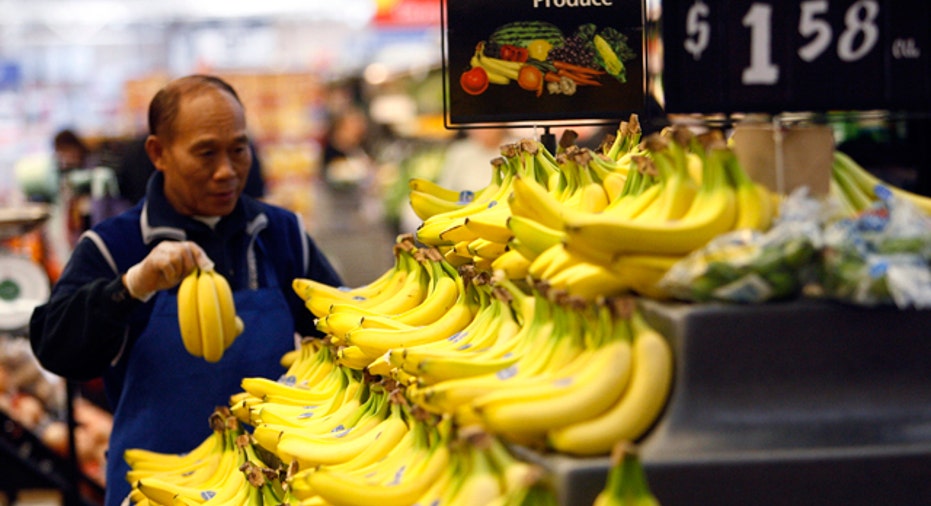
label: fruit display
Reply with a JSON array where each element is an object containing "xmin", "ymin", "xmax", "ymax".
[
  {"xmin": 123, "ymin": 113, "xmax": 931, "ymax": 505},
  {"xmin": 177, "ymin": 268, "xmax": 244, "ymax": 363},
  {"xmin": 124, "ymin": 233, "xmax": 672, "ymax": 504},
  {"xmin": 462, "ymin": 21, "xmax": 637, "ymax": 97}
]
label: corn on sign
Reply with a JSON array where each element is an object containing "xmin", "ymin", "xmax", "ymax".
[
  {"xmin": 441, "ymin": 0, "xmax": 646, "ymax": 127},
  {"xmin": 662, "ymin": 0, "xmax": 931, "ymax": 113}
]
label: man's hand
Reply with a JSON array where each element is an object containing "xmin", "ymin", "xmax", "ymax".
[{"xmin": 123, "ymin": 241, "xmax": 214, "ymax": 301}]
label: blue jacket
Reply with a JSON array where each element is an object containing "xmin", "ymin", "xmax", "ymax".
[{"xmin": 29, "ymin": 170, "xmax": 342, "ymax": 408}]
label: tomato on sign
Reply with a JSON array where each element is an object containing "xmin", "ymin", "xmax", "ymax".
[{"xmin": 663, "ymin": 0, "xmax": 931, "ymax": 113}]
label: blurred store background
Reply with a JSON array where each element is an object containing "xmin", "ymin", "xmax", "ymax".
[
  {"xmin": 0, "ymin": 1, "xmax": 461, "ymax": 500},
  {"xmin": 0, "ymin": 0, "xmax": 459, "ymax": 289}
]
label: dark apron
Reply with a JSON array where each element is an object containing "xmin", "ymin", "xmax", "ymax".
[{"xmin": 105, "ymin": 250, "xmax": 293, "ymax": 506}]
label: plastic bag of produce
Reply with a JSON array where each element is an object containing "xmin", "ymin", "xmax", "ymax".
[
  {"xmin": 658, "ymin": 188, "xmax": 822, "ymax": 303},
  {"xmin": 820, "ymin": 186, "xmax": 931, "ymax": 309}
]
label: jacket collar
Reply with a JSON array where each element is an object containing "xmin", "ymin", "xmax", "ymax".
[{"xmin": 140, "ymin": 171, "xmax": 267, "ymax": 244}]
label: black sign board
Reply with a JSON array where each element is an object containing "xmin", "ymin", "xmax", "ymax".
[
  {"xmin": 663, "ymin": 0, "xmax": 931, "ymax": 113},
  {"xmin": 442, "ymin": 0, "xmax": 645, "ymax": 127}
]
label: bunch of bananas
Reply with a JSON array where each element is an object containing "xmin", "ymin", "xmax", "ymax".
[
  {"xmin": 409, "ymin": 117, "xmax": 640, "ymax": 280},
  {"xmin": 592, "ymin": 442, "xmax": 661, "ymax": 506},
  {"xmin": 407, "ymin": 116, "xmax": 778, "ymax": 303},
  {"xmin": 291, "ymin": 236, "xmax": 675, "ymax": 456},
  {"xmin": 831, "ymin": 149, "xmax": 931, "ymax": 216},
  {"xmin": 178, "ymin": 268, "xmax": 244, "ymax": 363},
  {"xmin": 409, "ymin": 293, "xmax": 674, "ymax": 456},
  {"xmin": 232, "ymin": 336, "xmax": 555, "ymax": 506},
  {"xmin": 509, "ymin": 128, "xmax": 777, "ymax": 302},
  {"xmin": 125, "ymin": 407, "xmax": 295, "ymax": 506}
]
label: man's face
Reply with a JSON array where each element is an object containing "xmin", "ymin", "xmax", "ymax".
[{"xmin": 147, "ymin": 89, "xmax": 251, "ymax": 217}]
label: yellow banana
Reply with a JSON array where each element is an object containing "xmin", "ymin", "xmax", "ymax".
[
  {"xmin": 464, "ymin": 202, "xmax": 514, "ymax": 244},
  {"xmin": 547, "ymin": 310, "xmax": 674, "ymax": 456},
  {"xmin": 123, "ymin": 421, "xmax": 224, "ymax": 470},
  {"xmin": 205, "ymin": 270, "xmax": 240, "ymax": 348},
  {"xmin": 446, "ymin": 435, "xmax": 504, "ymax": 506},
  {"xmin": 409, "ymin": 189, "xmax": 469, "ymax": 221},
  {"xmin": 506, "ymin": 214, "xmax": 564, "ymax": 259},
  {"xmin": 491, "ymin": 248, "xmax": 532, "ymax": 280},
  {"xmin": 467, "ymin": 237, "xmax": 508, "ymax": 260},
  {"xmin": 177, "ymin": 269, "xmax": 202, "ymax": 358},
  {"xmin": 409, "ymin": 177, "xmax": 486, "ymax": 203},
  {"xmin": 292, "ymin": 237, "xmax": 417, "ymax": 303},
  {"xmin": 196, "ymin": 269, "xmax": 225, "ymax": 363}
]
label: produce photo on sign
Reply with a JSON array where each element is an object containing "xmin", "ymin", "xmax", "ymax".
[{"xmin": 443, "ymin": 0, "xmax": 644, "ymax": 125}]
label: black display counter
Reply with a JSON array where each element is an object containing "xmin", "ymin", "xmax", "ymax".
[{"xmin": 520, "ymin": 298, "xmax": 931, "ymax": 505}]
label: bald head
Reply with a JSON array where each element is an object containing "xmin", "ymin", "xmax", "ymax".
[{"xmin": 148, "ymin": 75, "xmax": 244, "ymax": 141}]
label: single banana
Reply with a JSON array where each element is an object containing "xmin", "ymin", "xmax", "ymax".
[
  {"xmin": 409, "ymin": 189, "xmax": 470, "ymax": 221},
  {"xmin": 177, "ymin": 269, "xmax": 202, "ymax": 358},
  {"xmin": 196, "ymin": 269, "xmax": 226, "ymax": 363},
  {"xmin": 508, "ymin": 175, "xmax": 572, "ymax": 230},
  {"xmin": 506, "ymin": 214, "xmax": 564, "ymax": 259},
  {"xmin": 204, "ymin": 269, "xmax": 240, "ymax": 349},
  {"xmin": 409, "ymin": 177, "xmax": 486, "ymax": 203}
]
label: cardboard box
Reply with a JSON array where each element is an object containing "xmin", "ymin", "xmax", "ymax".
[{"xmin": 731, "ymin": 123, "xmax": 835, "ymax": 195}]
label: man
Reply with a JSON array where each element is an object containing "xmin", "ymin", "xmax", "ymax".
[{"xmin": 29, "ymin": 75, "xmax": 343, "ymax": 506}]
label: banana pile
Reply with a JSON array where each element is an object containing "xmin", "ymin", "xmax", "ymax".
[
  {"xmin": 127, "ymin": 239, "xmax": 673, "ymax": 504},
  {"xmin": 126, "ymin": 406, "xmax": 296, "ymax": 506},
  {"xmin": 290, "ymin": 238, "xmax": 674, "ymax": 456},
  {"xmin": 408, "ymin": 115, "xmax": 778, "ymax": 302},
  {"xmin": 178, "ymin": 268, "xmax": 244, "ymax": 362},
  {"xmin": 229, "ymin": 336, "xmax": 558, "ymax": 506}
]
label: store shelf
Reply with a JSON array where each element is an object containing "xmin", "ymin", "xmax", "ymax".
[
  {"xmin": 0, "ymin": 411, "xmax": 103, "ymax": 506},
  {"xmin": 521, "ymin": 298, "xmax": 931, "ymax": 506}
]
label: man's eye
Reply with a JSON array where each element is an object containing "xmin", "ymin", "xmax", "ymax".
[{"xmin": 198, "ymin": 150, "xmax": 215, "ymax": 158}]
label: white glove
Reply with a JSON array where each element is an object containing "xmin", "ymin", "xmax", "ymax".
[{"xmin": 123, "ymin": 241, "xmax": 214, "ymax": 302}]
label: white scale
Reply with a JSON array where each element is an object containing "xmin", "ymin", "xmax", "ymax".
[{"xmin": 0, "ymin": 205, "xmax": 52, "ymax": 332}]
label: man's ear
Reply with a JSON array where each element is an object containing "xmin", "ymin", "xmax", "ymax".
[{"xmin": 144, "ymin": 135, "xmax": 166, "ymax": 172}]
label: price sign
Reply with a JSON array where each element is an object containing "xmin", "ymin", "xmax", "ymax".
[{"xmin": 663, "ymin": 0, "xmax": 931, "ymax": 113}]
